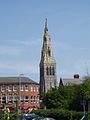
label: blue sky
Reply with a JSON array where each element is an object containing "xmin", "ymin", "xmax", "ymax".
[{"xmin": 0, "ymin": 0, "xmax": 90, "ymax": 83}]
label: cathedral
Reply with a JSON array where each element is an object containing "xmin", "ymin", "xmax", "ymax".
[{"xmin": 39, "ymin": 19, "xmax": 57, "ymax": 94}]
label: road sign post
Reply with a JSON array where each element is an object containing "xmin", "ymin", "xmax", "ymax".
[{"xmin": 80, "ymin": 100, "xmax": 86, "ymax": 115}]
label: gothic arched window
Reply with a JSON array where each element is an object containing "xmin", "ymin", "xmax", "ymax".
[
  {"xmin": 48, "ymin": 50, "xmax": 51, "ymax": 56},
  {"xmin": 48, "ymin": 47, "xmax": 51, "ymax": 57},
  {"xmin": 50, "ymin": 66, "xmax": 52, "ymax": 75},
  {"xmin": 46, "ymin": 67, "xmax": 49, "ymax": 75},
  {"xmin": 52, "ymin": 67, "xmax": 55, "ymax": 75}
]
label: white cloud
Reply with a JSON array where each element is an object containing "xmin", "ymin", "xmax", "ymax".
[
  {"xmin": 0, "ymin": 37, "xmax": 42, "ymax": 79},
  {"xmin": 52, "ymin": 40, "xmax": 71, "ymax": 51},
  {"xmin": 0, "ymin": 38, "xmax": 42, "ymax": 56},
  {"xmin": 5, "ymin": 38, "xmax": 42, "ymax": 46},
  {"xmin": 0, "ymin": 46, "xmax": 22, "ymax": 55},
  {"xmin": 0, "ymin": 62, "xmax": 38, "ymax": 74}
]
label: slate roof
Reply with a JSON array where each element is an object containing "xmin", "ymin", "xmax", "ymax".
[
  {"xmin": 0, "ymin": 77, "xmax": 39, "ymax": 85},
  {"xmin": 62, "ymin": 78, "xmax": 83, "ymax": 85}
]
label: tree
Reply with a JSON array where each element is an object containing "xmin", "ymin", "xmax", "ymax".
[{"xmin": 44, "ymin": 76, "xmax": 90, "ymax": 111}]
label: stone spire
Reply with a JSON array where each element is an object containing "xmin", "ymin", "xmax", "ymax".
[
  {"xmin": 39, "ymin": 19, "xmax": 57, "ymax": 94},
  {"xmin": 44, "ymin": 18, "xmax": 48, "ymax": 32},
  {"xmin": 41, "ymin": 19, "xmax": 54, "ymax": 62}
]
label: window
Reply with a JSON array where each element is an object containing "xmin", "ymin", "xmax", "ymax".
[
  {"xmin": 33, "ymin": 87, "xmax": 35, "ymax": 92},
  {"xmin": 20, "ymin": 84, "xmax": 23, "ymax": 91},
  {"xmin": 25, "ymin": 84, "xmax": 28, "ymax": 91},
  {"xmin": 13, "ymin": 85, "xmax": 17, "ymax": 91},
  {"xmin": 36, "ymin": 96, "xmax": 39, "ymax": 103},
  {"xmin": 8, "ymin": 96, "xmax": 12, "ymax": 104},
  {"xmin": 8, "ymin": 85, "xmax": 12, "ymax": 92},
  {"xmin": 46, "ymin": 67, "xmax": 48, "ymax": 75},
  {"xmin": 46, "ymin": 66, "xmax": 51, "ymax": 75},
  {"xmin": 13, "ymin": 96, "xmax": 17, "ymax": 103},
  {"xmin": 31, "ymin": 86, "xmax": 33, "ymax": 92},
  {"xmin": 1, "ymin": 96, "xmax": 6, "ymax": 104},
  {"xmin": 47, "ymin": 66, "xmax": 55, "ymax": 76},
  {"xmin": 50, "ymin": 66, "xmax": 52, "ymax": 75},
  {"xmin": 20, "ymin": 96, "xmax": 24, "ymax": 103},
  {"xmin": 1, "ymin": 85, "xmax": 5, "ymax": 92},
  {"xmin": 30, "ymin": 96, "xmax": 33, "ymax": 103},
  {"xmin": 48, "ymin": 47, "xmax": 51, "ymax": 56},
  {"xmin": 25, "ymin": 96, "xmax": 28, "ymax": 102},
  {"xmin": 52, "ymin": 67, "xmax": 55, "ymax": 75},
  {"xmin": 36, "ymin": 87, "xmax": 39, "ymax": 92}
]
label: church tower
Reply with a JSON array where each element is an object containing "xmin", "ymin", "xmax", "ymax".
[{"xmin": 39, "ymin": 19, "xmax": 56, "ymax": 94}]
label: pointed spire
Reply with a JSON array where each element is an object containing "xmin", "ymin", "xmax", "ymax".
[
  {"xmin": 59, "ymin": 78, "xmax": 63, "ymax": 87},
  {"xmin": 45, "ymin": 18, "xmax": 48, "ymax": 28},
  {"xmin": 44, "ymin": 18, "xmax": 48, "ymax": 32}
]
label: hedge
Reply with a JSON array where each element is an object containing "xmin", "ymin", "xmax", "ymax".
[{"xmin": 31, "ymin": 108, "xmax": 83, "ymax": 120}]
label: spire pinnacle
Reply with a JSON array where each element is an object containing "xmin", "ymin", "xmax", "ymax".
[{"xmin": 44, "ymin": 18, "xmax": 48, "ymax": 32}]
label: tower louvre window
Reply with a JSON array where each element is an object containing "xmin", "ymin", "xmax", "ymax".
[
  {"xmin": 46, "ymin": 66, "xmax": 53, "ymax": 76},
  {"xmin": 52, "ymin": 67, "xmax": 55, "ymax": 75},
  {"xmin": 46, "ymin": 67, "xmax": 48, "ymax": 75},
  {"xmin": 48, "ymin": 47, "xmax": 51, "ymax": 56},
  {"xmin": 50, "ymin": 66, "xmax": 52, "ymax": 75},
  {"xmin": 48, "ymin": 50, "xmax": 51, "ymax": 56}
]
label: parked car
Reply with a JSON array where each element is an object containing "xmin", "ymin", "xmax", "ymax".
[
  {"xmin": 11, "ymin": 114, "xmax": 55, "ymax": 120},
  {"xmin": 32, "ymin": 116, "xmax": 44, "ymax": 120},
  {"xmin": 32, "ymin": 117, "xmax": 55, "ymax": 120},
  {"xmin": 43, "ymin": 118, "xmax": 55, "ymax": 120},
  {"xmin": 19, "ymin": 113, "xmax": 40, "ymax": 120}
]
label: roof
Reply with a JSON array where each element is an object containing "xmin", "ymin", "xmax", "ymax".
[
  {"xmin": 62, "ymin": 78, "xmax": 83, "ymax": 85},
  {"xmin": 0, "ymin": 77, "xmax": 39, "ymax": 85}
]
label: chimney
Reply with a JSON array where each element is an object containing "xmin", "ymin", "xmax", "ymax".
[{"xmin": 73, "ymin": 74, "xmax": 80, "ymax": 79}]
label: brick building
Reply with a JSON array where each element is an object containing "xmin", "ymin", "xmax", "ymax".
[{"xmin": 0, "ymin": 76, "xmax": 40, "ymax": 111}]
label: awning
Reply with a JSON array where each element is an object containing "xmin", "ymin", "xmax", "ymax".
[{"xmin": 21, "ymin": 106, "xmax": 40, "ymax": 110}]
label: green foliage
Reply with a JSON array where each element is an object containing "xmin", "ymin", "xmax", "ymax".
[
  {"xmin": 80, "ymin": 78, "xmax": 90, "ymax": 100},
  {"xmin": 44, "ymin": 76, "xmax": 90, "ymax": 111},
  {"xmin": 44, "ymin": 85, "xmax": 82, "ymax": 110},
  {"xmin": 0, "ymin": 110, "xmax": 7, "ymax": 120},
  {"xmin": 32, "ymin": 109, "xmax": 83, "ymax": 120}
]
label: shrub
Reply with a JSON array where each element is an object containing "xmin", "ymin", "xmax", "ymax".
[{"xmin": 31, "ymin": 109, "xmax": 83, "ymax": 120}]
